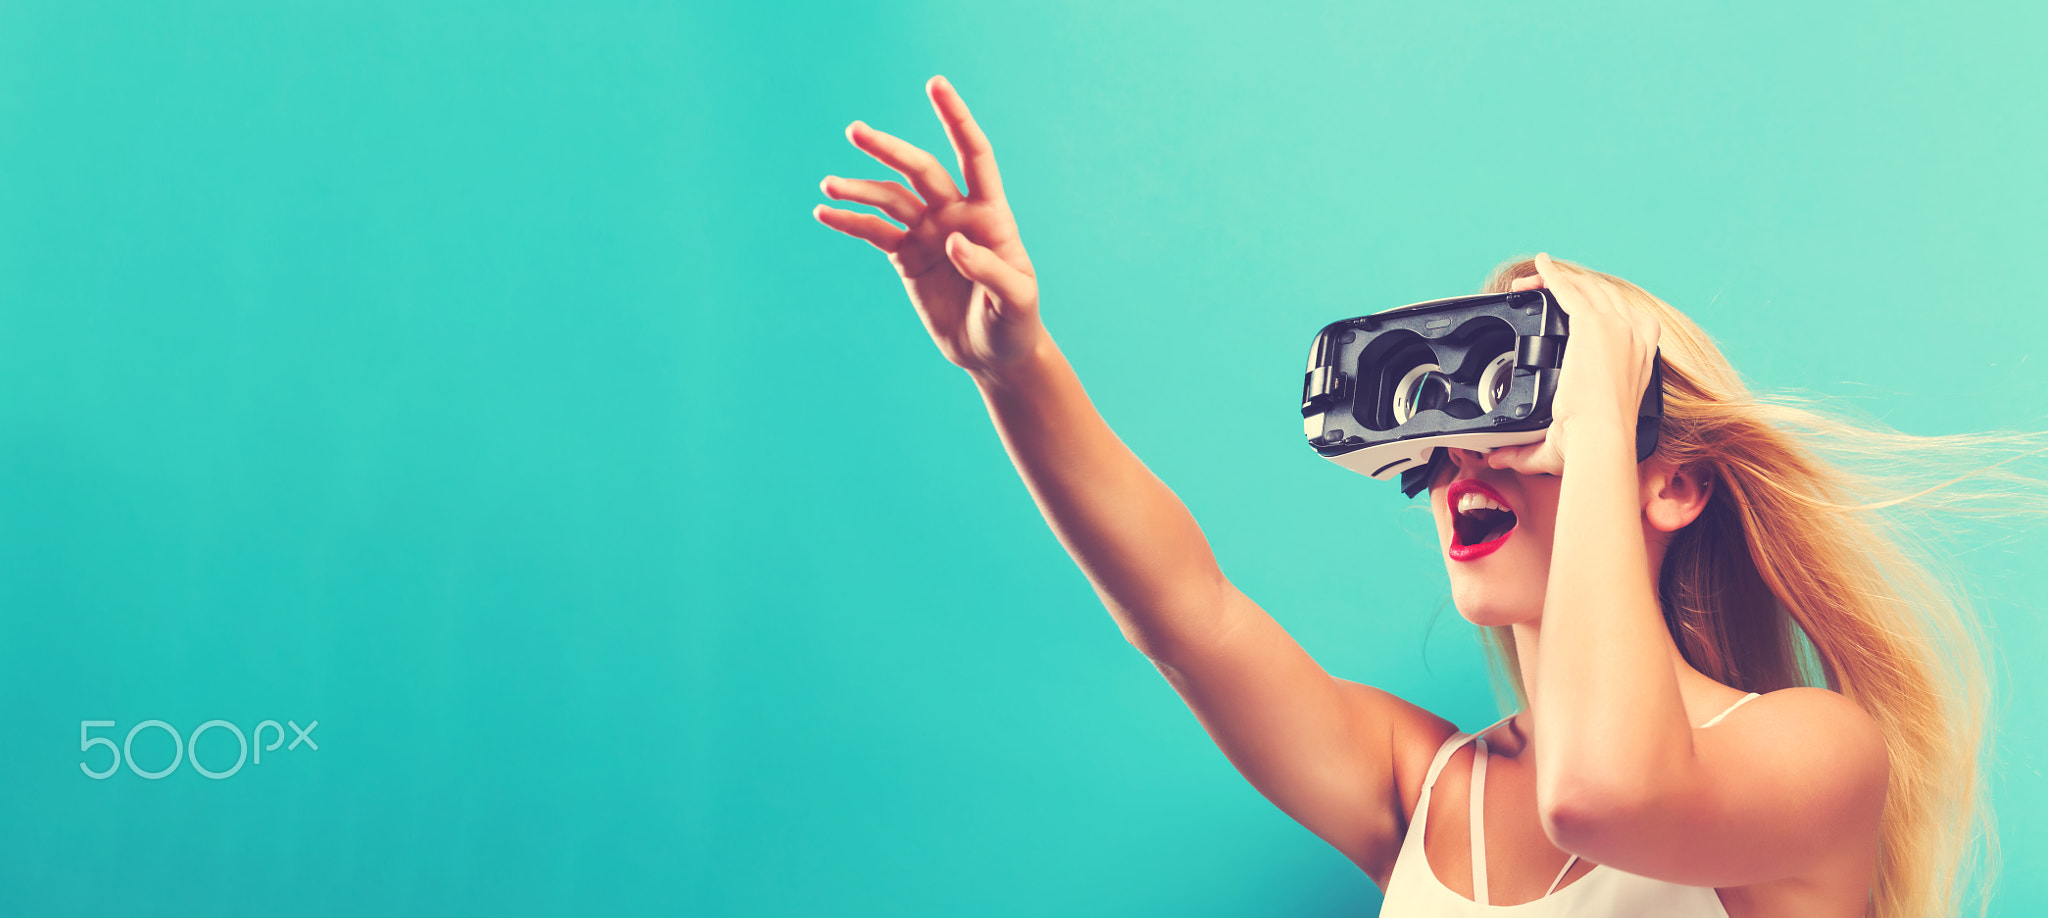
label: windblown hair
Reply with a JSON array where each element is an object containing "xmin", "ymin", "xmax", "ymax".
[{"xmin": 1476, "ymin": 257, "xmax": 2025, "ymax": 918}]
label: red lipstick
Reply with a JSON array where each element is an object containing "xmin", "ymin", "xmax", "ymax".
[{"xmin": 1444, "ymin": 478, "xmax": 1519, "ymax": 562}]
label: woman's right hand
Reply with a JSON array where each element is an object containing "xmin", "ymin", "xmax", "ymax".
[{"xmin": 814, "ymin": 76, "xmax": 1044, "ymax": 378}]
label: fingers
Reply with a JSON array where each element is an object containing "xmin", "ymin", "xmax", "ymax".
[
  {"xmin": 846, "ymin": 120, "xmax": 963, "ymax": 207},
  {"xmin": 813, "ymin": 204, "xmax": 908, "ymax": 253},
  {"xmin": 1537, "ymin": 252, "xmax": 1659, "ymax": 345},
  {"xmin": 944, "ymin": 231, "xmax": 1038, "ymax": 318},
  {"xmin": 1510, "ymin": 273, "xmax": 1546, "ymax": 292},
  {"xmin": 926, "ymin": 75, "xmax": 1006, "ymax": 204},
  {"xmin": 1533, "ymin": 253, "xmax": 1585, "ymax": 314},
  {"xmin": 1486, "ymin": 442, "xmax": 1563, "ymax": 477},
  {"xmin": 1485, "ymin": 444, "xmax": 1526, "ymax": 469},
  {"xmin": 1537, "ymin": 253, "xmax": 1618, "ymax": 315},
  {"xmin": 820, "ymin": 175, "xmax": 923, "ymax": 226}
]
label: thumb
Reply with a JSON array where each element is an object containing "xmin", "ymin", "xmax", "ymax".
[{"xmin": 945, "ymin": 232, "xmax": 1038, "ymax": 318}]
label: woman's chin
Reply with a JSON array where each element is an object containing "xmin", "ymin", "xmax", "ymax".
[
  {"xmin": 1441, "ymin": 540, "xmax": 1548, "ymax": 627},
  {"xmin": 1449, "ymin": 584, "xmax": 1542, "ymax": 627}
]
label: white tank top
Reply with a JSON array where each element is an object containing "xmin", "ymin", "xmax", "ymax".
[{"xmin": 1379, "ymin": 693, "xmax": 1762, "ymax": 916}]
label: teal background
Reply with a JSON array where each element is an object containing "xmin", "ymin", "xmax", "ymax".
[{"xmin": 0, "ymin": 1, "xmax": 2042, "ymax": 915}]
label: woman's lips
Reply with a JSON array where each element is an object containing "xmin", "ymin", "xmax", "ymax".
[{"xmin": 1445, "ymin": 478, "xmax": 1518, "ymax": 562}]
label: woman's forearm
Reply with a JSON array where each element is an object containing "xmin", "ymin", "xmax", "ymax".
[
  {"xmin": 970, "ymin": 335, "xmax": 1231, "ymax": 662},
  {"xmin": 1535, "ymin": 427, "xmax": 1697, "ymax": 828}
]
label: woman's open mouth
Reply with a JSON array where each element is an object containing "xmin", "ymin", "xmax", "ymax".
[{"xmin": 1445, "ymin": 478, "xmax": 1518, "ymax": 561}]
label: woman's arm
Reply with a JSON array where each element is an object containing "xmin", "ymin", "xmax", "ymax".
[
  {"xmin": 973, "ymin": 335, "xmax": 1428, "ymax": 864},
  {"xmin": 1489, "ymin": 257, "xmax": 1888, "ymax": 887},
  {"xmin": 969, "ymin": 336, "xmax": 1229, "ymax": 659},
  {"xmin": 975, "ymin": 333, "xmax": 1452, "ymax": 876},
  {"xmin": 814, "ymin": 77, "xmax": 1440, "ymax": 874}
]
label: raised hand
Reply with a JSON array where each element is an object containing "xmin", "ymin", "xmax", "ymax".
[
  {"xmin": 814, "ymin": 77, "xmax": 1440, "ymax": 881},
  {"xmin": 814, "ymin": 76, "xmax": 1043, "ymax": 376},
  {"xmin": 1485, "ymin": 253, "xmax": 1662, "ymax": 476}
]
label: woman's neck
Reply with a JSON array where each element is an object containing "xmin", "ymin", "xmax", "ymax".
[{"xmin": 1507, "ymin": 617, "xmax": 1709, "ymax": 750}]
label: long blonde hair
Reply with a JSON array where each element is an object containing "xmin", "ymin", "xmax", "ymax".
[{"xmin": 1476, "ymin": 257, "xmax": 2019, "ymax": 918}]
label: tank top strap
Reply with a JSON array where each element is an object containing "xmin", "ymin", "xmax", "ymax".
[
  {"xmin": 1700, "ymin": 692, "xmax": 1763, "ymax": 728},
  {"xmin": 1470, "ymin": 735, "xmax": 1492, "ymax": 905},
  {"xmin": 1545, "ymin": 854, "xmax": 1581, "ymax": 897},
  {"xmin": 1419, "ymin": 730, "xmax": 1470, "ymax": 793},
  {"xmin": 1474, "ymin": 710, "xmax": 1518, "ymax": 740},
  {"xmin": 1420, "ymin": 711, "xmax": 1518, "ymax": 793}
]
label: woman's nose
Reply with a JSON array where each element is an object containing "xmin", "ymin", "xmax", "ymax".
[{"xmin": 1445, "ymin": 448, "xmax": 1487, "ymax": 477}]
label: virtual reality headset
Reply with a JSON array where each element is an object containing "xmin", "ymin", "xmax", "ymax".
[{"xmin": 1300, "ymin": 288, "xmax": 1663, "ymax": 497}]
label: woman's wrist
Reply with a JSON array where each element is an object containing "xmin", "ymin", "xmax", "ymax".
[
  {"xmin": 968, "ymin": 332, "xmax": 1062, "ymax": 396},
  {"xmin": 1553, "ymin": 413, "xmax": 1640, "ymax": 468}
]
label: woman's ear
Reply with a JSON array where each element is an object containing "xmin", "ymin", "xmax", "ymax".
[{"xmin": 1641, "ymin": 459, "xmax": 1714, "ymax": 533}]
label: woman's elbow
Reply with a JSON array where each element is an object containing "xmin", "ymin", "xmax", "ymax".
[{"xmin": 1537, "ymin": 774, "xmax": 1657, "ymax": 854}]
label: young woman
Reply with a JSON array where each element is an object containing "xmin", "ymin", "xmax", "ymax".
[{"xmin": 813, "ymin": 77, "xmax": 1996, "ymax": 918}]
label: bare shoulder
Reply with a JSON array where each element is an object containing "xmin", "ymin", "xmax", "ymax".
[
  {"xmin": 1697, "ymin": 687, "xmax": 1888, "ymax": 881},
  {"xmin": 1711, "ymin": 687, "xmax": 1888, "ymax": 787},
  {"xmin": 1683, "ymin": 687, "xmax": 1891, "ymax": 900},
  {"xmin": 1537, "ymin": 685, "xmax": 1888, "ymax": 891},
  {"xmin": 1335, "ymin": 680, "xmax": 1466, "ymax": 823},
  {"xmin": 1333, "ymin": 679, "xmax": 1459, "ymax": 775}
]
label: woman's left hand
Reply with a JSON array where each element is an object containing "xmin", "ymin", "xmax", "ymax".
[{"xmin": 1484, "ymin": 253, "xmax": 1660, "ymax": 476}]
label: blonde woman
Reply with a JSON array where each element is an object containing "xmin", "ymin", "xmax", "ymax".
[{"xmin": 814, "ymin": 77, "xmax": 1994, "ymax": 917}]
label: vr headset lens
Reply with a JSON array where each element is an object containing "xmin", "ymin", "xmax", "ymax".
[
  {"xmin": 1389, "ymin": 353, "xmax": 1516, "ymax": 427},
  {"xmin": 1479, "ymin": 353, "xmax": 1515, "ymax": 410},
  {"xmin": 1391, "ymin": 364, "xmax": 1449, "ymax": 425}
]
